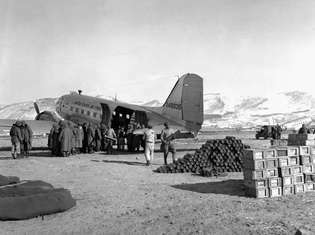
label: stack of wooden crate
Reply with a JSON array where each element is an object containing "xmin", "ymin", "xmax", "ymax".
[{"xmin": 243, "ymin": 146, "xmax": 315, "ymax": 198}]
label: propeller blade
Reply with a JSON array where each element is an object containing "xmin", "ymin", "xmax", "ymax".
[{"xmin": 34, "ymin": 102, "xmax": 40, "ymax": 114}]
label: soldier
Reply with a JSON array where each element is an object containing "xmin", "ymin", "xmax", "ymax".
[
  {"xmin": 94, "ymin": 124, "xmax": 102, "ymax": 152},
  {"xmin": 106, "ymin": 124, "xmax": 117, "ymax": 154},
  {"xmin": 143, "ymin": 125, "xmax": 155, "ymax": 166},
  {"xmin": 86, "ymin": 123, "xmax": 95, "ymax": 153},
  {"xmin": 82, "ymin": 123, "xmax": 88, "ymax": 153},
  {"xmin": 298, "ymin": 124, "xmax": 309, "ymax": 134},
  {"xmin": 9, "ymin": 121, "xmax": 22, "ymax": 159},
  {"xmin": 160, "ymin": 122, "xmax": 176, "ymax": 165},
  {"xmin": 126, "ymin": 124, "xmax": 134, "ymax": 152},
  {"xmin": 117, "ymin": 127, "xmax": 126, "ymax": 151},
  {"xmin": 58, "ymin": 121, "xmax": 73, "ymax": 157},
  {"xmin": 48, "ymin": 123, "xmax": 59, "ymax": 156},
  {"xmin": 75, "ymin": 124, "xmax": 83, "ymax": 153},
  {"xmin": 100, "ymin": 123, "xmax": 108, "ymax": 151}
]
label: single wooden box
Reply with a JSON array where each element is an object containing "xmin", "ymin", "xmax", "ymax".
[
  {"xmin": 288, "ymin": 156, "xmax": 299, "ymax": 166},
  {"xmin": 244, "ymin": 179, "xmax": 268, "ymax": 188},
  {"xmin": 245, "ymin": 187, "xmax": 269, "ymax": 198},
  {"xmin": 263, "ymin": 149, "xmax": 277, "ymax": 158},
  {"xmin": 303, "ymin": 164, "xmax": 315, "ymax": 174},
  {"xmin": 265, "ymin": 159, "xmax": 279, "ymax": 169},
  {"xmin": 268, "ymin": 177, "xmax": 282, "ymax": 187},
  {"xmin": 305, "ymin": 183, "xmax": 315, "ymax": 192},
  {"xmin": 282, "ymin": 176, "xmax": 294, "ymax": 186},
  {"xmin": 300, "ymin": 155, "xmax": 312, "ymax": 165},
  {"xmin": 293, "ymin": 174, "xmax": 304, "ymax": 184},
  {"xmin": 269, "ymin": 187, "xmax": 282, "ymax": 197},
  {"xmin": 294, "ymin": 184, "xmax": 306, "ymax": 194},
  {"xmin": 244, "ymin": 149, "xmax": 264, "ymax": 160},
  {"xmin": 266, "ymin": 168, "xmax": 279, "ymax": 178},
  {"xmin": 283, "ymin": 186, "xmax": 294, "ymax": 196},
  {"xmin": 278, "ymin": 157, "xmax": 290, "ymax": 167},
  {"xmin": 243, "ymin": 169, "xmax": 266, "ymax": 180},
  {"xmin": 299, "ymin": 146, "xmax": 311, "ymax": 156}
]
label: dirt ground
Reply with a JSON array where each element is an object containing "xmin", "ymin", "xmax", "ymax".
[{"xmin": 0, "ymin": 139, "xmax": 314, "ymax": 235}]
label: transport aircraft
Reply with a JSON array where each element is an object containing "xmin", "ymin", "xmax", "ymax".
[{"xmin": 30, "ymin": 73, "xmax": 204, "ymax": 138}]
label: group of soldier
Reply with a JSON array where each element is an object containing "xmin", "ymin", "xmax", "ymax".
[
  {"xmin": 48, "ymin": 121, "xmax": 117, "ymax": 157},
  {"xmin": 9, "ymin": 121, "xmax": 33, "ymax": 159},
  {"xmin": 9, "ymin": 119, "xmax": 177, "ymax": 166}
]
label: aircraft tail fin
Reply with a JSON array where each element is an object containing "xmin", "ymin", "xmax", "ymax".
[{"xmin": 162, "ymin": 73, "xmax": 203, "ymax": 134}]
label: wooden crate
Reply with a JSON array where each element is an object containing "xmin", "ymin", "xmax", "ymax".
[
  {"xmin": 244, "ymin": 179, "xmax": 268, "ymax": 188},
  {"xmin": 300, "ymin": 155, "xmax": 312, "ymax": 165},
  {"xmin": 276, "ymin": 148, "xmax": 288, "ymax": 157},
  {"xmin": 245, "ymin": 187, "xmax": 269, "ymax": 198},
  {"xmin": 263, "ymin": 149, "xmax": 277, "ymax": 158},
  {"xmin": 294, "ymin": 184, "xmax": 306, "ymax": 194},
  {"xmin": 293, "ymin": 174, "xmax": 304, "ymax": 184},
  {"xmin": 310, "ymin": 146, "xmax": 315, "ymax": 155},
  {"xmin": 287, "ymin": 147, "xmax": 299, "ymax": 156},
  {"xmin": 265, "ymin": 159, "xmax": 279, "ymax": 169},
  {"xmin": 266, "ymin": 168, "xmax": 279, "ymax": 178},
  {"xmin": 244, "ymin": 150, "xmax": 264, "ymax": 160},
  {"xmin": 305, "ymin": 183, "xmax": 315, "ymax": 192},
  {"xmin": 288, "ymin": 156, "xmax": 299, "ymax": 166},
  {"xmin": 282, "ymin": 176, "xmax": 294, "ymax": 186},
  {"xmin": 268, "ymin": 177, "xmax": 282, "ymax": 187},
  {"xmin": 269, "ymin": 187, "xmax": 282, "ymax": 197},
  {"xmin": 292, "ymin": 166, "xmax": 303, "ymax": 175},
  {"xmin": 299, "ymin": 146, "xmax": 311, "ymax": 156},
  {"xmin": 283, "ymin": 186, "xmax": 294, "ymax": 196},
  {"xmin": 303, "ymin": 164, "xmax": 315, "ymax": 174},
  {"xmin": 243, "ymin": 159, "xmax": 266, "ymax": 170},
  {"xmin": 270, "ymin": 139, "xmax": 288, "ymax": 146},
  {"xmin": 278, "ymin": 157, "xmax": 290, "ymax": 167},
  {"xmin": 304, "ymin": 173, "xmax": 315, "ymax": 182},
  {"xmin": 243, "ymin": 169, "xmax": 266, "ymax": 180}
]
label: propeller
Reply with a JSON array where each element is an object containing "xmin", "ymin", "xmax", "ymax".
[{"xmin": 34, "ymin": 102, "xmax": 40, "ymax": 114}]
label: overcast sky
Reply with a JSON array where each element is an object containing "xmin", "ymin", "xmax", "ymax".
[{"xmin": 1, "ymin": 0, "xmax": 315, "ymax": 104}]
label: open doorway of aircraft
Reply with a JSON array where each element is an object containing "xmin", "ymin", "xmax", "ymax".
[{"xmin": 33, "ymin": 73, "xmax": 204, "ymax": 139}]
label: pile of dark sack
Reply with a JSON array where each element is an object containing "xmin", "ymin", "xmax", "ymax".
[
  {"xmin": 0, "ymin": 175, "xmax": 76, "ymax": 220},
  {"xmin": 155, "ymin": 136, "xmax": 250, "ymax": 175}
]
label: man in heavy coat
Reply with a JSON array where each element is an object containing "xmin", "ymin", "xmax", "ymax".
[
  {"xmin": 21, "ymin": 121, "xmax": 33, "ymax": 157},
  {"xmin": 10, "ymin": 121, "xmax": 22, "ymax": 159},
  {"xmin": 58, "ymin": 121, "xmax": 73, "ymax": 157},
  {"xmin": 94, "ymin": 124, "xmax": 102, "ymax": 152},
  {"xmin": 86, "ymin": 123, "xmax": 95, "ymax": 153}
]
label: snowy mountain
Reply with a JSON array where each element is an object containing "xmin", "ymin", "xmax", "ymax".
[{"xmin": 1, "ymin": 91, "xmax": 315, "ymax": 129}]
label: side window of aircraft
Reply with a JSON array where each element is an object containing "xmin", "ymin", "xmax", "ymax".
[
  {"xmin": 81, "ymin": 109, "xmax": 84, "ymax": 114},
  {"xmin": 126, "ymin": 114, "xmax": 130, "ymax": 119}
]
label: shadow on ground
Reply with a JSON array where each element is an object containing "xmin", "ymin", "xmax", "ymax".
[
  {"xmin": 172, "ymin": 179, "xmax": 245, "ymax": 197},
  {"xmin": 91, "ymin": 159, "xmax": 148, "ymax": 166}
]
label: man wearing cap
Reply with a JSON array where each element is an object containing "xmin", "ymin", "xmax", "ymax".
[
  {"xmin": 143, "ymin": 125, "xmax": 155, "ymax": 166},
  {"xmin": 160, "ymin": 122, "xmax": 176, "ymax": 165}
]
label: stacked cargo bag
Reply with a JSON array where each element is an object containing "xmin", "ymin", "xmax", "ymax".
[{"xmin": 156, "ymin": 137, "xmax": 248, "ymax": 174}]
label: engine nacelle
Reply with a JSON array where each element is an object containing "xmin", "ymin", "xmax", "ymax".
[{"xmin": 35, "ymin": 111, "xmax": 61, "ymax": 122}]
